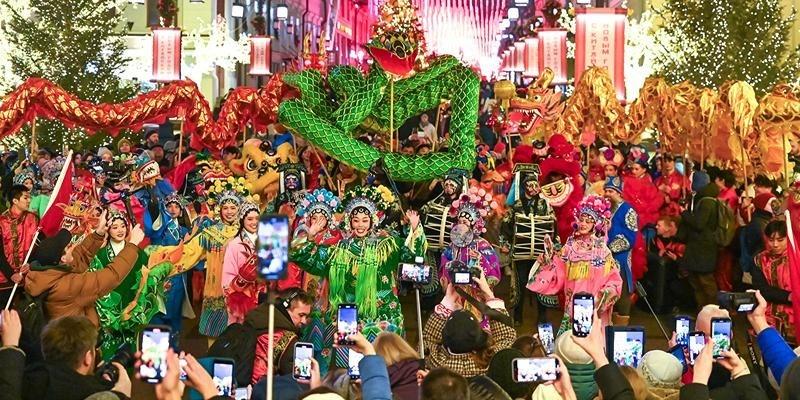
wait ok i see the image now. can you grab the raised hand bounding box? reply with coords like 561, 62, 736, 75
406, 210, 420, 230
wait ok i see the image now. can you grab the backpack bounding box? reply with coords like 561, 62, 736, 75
702, 198, 737, 246
14, 290, 50, 363
207, 321, 265, 387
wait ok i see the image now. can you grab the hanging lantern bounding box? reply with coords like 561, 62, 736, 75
151, 27, 182, 82
523, 37, 538, 77
574, 7, 626, 101
249, 36, 272, 75
536, 28, 567, 85
513, 41, 525, 72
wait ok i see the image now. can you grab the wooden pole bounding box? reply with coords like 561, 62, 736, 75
177, 120, 184, 164
311, 145, 335, 189
30, 117, 37, 154
242, 123, 247, 145
389, 78, 395, 152
433, 101, 442, 151
784, 131, 790, 188
700, 135, 705, 171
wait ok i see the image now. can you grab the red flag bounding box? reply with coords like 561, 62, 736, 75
39, 151, 74, 237
784, 209, 800, 337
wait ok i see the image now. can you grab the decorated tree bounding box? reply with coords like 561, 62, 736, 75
0, 0, 139, 150
651, 0, 800, 96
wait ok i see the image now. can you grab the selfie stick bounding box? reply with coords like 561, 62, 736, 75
635, 282, 670, 341
266, 299, 275, 400
415, 286, 425, 358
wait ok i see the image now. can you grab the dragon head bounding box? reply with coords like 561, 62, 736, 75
230, 138, 298, 200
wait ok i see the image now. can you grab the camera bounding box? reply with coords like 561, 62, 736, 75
717, 291, 757, 313
398, 256, 432, 285
449, 260, 480, 285
96, 344, 135, 384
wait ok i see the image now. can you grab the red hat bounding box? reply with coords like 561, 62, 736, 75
753, 192, 776, 212
547, 134, 575, 158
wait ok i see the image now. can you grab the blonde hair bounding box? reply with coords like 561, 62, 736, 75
373, 332, 420, 367
619, 366, 650, 400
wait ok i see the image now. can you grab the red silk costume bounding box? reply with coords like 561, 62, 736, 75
0, 209, 38, 286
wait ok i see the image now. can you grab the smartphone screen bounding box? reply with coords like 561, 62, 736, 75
293, 342, 314, 380
675, 316, 691, 347
257, 214, 289, 280
212, 360, 235, 397
537, 323, 555, 355
178, 357, 187, 381
610, 328, 645, 368
572, 293, 594, 337
337, 304, 358, 345
512, 357, 559, 383
688, 332, 706, 364
711, 318, 732, 358
138, 326, 171, 383
668, 345, 687, 368
399, 263, 432, 284
348, 348, 365, 379
234, 388, 248, 400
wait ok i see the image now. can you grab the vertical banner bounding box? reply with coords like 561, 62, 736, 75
574, 8, 626, 101
249, 36, 272, 75
151, 27, 182, 82
513, 41, 525, 72
536, 28, 568, 84
523, 37, 539, 77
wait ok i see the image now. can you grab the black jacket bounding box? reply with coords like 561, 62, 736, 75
22, 362, 129, 400
594, 363, 635, 400
679, 373, 769, 400
0, 347, 24, 400
680, 184, 721, 273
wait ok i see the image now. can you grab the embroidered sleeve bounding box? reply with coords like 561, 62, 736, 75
625, 208, 639, 232
608, 234, 631, 253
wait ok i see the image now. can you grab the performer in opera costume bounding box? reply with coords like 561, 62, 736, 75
88, 209, 162, 359
622, 148, 663, 281
603, 176, 639, 325
0, 184, 38, 290
291, 185, 426, 364
528, 195, 622, 335
222, 200, 266, 325
440, 186, 502, 324
539, 134, 585, 243
293, 188, 343, 372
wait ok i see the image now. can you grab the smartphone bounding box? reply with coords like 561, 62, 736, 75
512, 357, 560, 383
605, 326, 646, 368
668, 344, 687, 369
257, 214, 290, 280
711, 317, 732, 358
675, 315, 691, 347
537, 323, 555, 355
293, 342, 314, 380
399, 263, 432, 285
348, 348, 365, 380
179, 357, 188, 381
572, 292, 594, 337
337, 304, 358, 345
138, 325, 171, 383
212, 359, 235, 397
688, 331, 706, 364
234, 388, 248, 400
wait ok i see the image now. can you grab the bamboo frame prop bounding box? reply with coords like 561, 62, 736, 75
389, 79, 395, 152
311, 145, 335, 189
177, 119, 184, 164
30, 117, 37, 154
784, 131, 790, 188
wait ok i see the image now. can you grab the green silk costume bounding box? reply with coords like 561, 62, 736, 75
89, 244, 170, 359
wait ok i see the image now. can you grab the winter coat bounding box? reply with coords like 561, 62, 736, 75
679, 184, 721, 273
24, 232, 140, 327
248, 301, 300, 384
387, 359, 421, 400
22, 362, 128, 400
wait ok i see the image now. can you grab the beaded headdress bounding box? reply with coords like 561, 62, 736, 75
449, 186, 497, 234
207, 176, 254, 210
238, 200, 261, 221
573, 195, 612, 235
13, 169, 35, 186
341, 185, 396, 232
297, 189, 340, 224
164, 192, 188, 208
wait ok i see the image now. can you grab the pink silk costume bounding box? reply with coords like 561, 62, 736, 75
222, 234, 266, 325
528, 235, 622, 335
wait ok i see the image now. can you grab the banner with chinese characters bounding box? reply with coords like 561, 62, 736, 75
152, 27, 182, 82
513, 41, 525, 72
536, 28, 567, 84
574, 8, 626, 101
249, 36, 272, 75
523, 37, 538, 77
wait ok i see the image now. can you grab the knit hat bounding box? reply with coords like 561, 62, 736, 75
442, 310, 488, 354
554, 332, 592, 364
486, 349, 531, 399
302, 394, 345, 400
30, 229, 73, 266
637, 350, 682, 389
97, 147, 113, 159
530, 384, 562, 400
691, 171, 710, 193
603, 176, 624, 194
116, 139, 132, 153
754, 192, 776, 212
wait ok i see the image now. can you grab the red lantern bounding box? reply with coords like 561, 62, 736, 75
523, 37, 539, 77
151, 27, 182, 82
574, 7, 626, 100
249, 36, 272, 75
536, 28, 568, 85
513, 41, 525, 72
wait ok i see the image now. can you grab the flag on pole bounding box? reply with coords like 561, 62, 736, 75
39, 151, 74, 237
